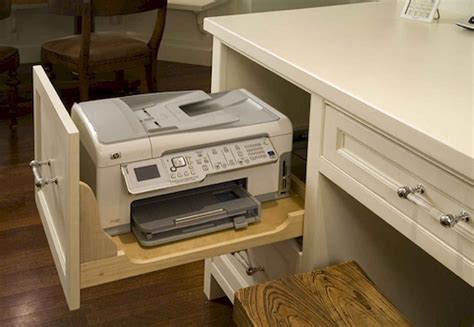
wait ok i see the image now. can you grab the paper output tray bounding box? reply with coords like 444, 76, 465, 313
131, 182, 261, 247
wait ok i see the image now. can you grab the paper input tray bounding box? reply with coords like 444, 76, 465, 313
131, 182, 261, 247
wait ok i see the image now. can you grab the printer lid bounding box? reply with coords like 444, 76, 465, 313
78, 89, 280, 144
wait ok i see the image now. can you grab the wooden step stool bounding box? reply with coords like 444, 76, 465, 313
233, 261, 410, 326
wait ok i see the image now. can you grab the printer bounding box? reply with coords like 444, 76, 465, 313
71, 89, 293, 246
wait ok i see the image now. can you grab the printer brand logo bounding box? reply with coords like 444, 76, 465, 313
110, 152, 121, 160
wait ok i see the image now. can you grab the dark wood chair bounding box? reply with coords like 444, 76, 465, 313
41, 0, 167, 101
0, 0, 20, 129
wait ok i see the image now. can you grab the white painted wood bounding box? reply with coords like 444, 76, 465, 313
211, 39, 228, 92
319, 156, 474, 286
307, 173, 474, 326
320, 104, 473, 285
204, 237, 304, 303
203, 258, 227, 300
300, 94, 328, 272
218, 45, 311, 129
33, 65, 80, 310
204, 1, 473, 178
207, 257, 238, 302
205, 2, 473, 321
211, 239, 303, 298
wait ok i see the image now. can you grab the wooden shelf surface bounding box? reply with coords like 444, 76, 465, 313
81, 192, 304, 288
114, 192, 304, 264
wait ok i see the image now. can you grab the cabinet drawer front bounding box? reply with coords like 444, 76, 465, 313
33, 66, 81, 310
212, 239, 302, 293
322, 104, 473, 263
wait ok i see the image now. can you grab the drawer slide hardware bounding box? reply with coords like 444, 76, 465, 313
29, 160, 58, 188
232, 250, 265, 276
397, 184, 470, 228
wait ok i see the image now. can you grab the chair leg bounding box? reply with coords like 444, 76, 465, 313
115, 70, 129, 95
79, 72, 89, 101
145, 62, 157, 93
43, 62, 56, 82
6, 68, 20, 130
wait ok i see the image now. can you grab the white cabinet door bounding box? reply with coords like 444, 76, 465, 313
32, 66, 80, 310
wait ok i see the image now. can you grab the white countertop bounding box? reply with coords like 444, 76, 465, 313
204, 2, 473, 178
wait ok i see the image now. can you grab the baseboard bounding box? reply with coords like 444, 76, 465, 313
158, 40, 212, 67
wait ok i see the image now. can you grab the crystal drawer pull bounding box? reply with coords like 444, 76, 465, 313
439, 212, 470, 228
397, 184, 470, 228
30, 160, 58, 188
397, 184, 425, 198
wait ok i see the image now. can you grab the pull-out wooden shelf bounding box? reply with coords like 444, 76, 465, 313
81, 192, 304, 288
33, 65, 305, 309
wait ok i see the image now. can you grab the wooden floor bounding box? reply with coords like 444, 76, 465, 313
0, 62, 235, 326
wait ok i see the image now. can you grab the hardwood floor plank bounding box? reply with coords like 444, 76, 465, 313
0, 247, 54, 275
0, 225, 50, 256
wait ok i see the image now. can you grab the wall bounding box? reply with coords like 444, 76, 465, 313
0, 0, 373, 66
0, 1, 247, 65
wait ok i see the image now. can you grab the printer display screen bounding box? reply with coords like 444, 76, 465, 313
134, 165, 160, 182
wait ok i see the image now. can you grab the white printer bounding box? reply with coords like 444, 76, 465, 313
71, 89, 293, 246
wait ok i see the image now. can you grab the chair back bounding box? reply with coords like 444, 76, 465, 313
48, 0, 166, 16
0, 0, 11, 20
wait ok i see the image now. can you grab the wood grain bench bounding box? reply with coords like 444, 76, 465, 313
234, 261, 410, 326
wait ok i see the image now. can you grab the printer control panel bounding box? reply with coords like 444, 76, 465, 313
121, 137, 278, 194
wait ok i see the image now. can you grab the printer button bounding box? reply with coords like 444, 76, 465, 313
191, 170, 196, 175
170, 173, 176, 179
172, 156, 186, 168
170, 167, 177, 172
202, 165, 209, 171
177, 172, 183, 178
184, 171, 189, 177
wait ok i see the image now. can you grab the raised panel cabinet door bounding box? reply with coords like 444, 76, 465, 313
32, 65, 80, 310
